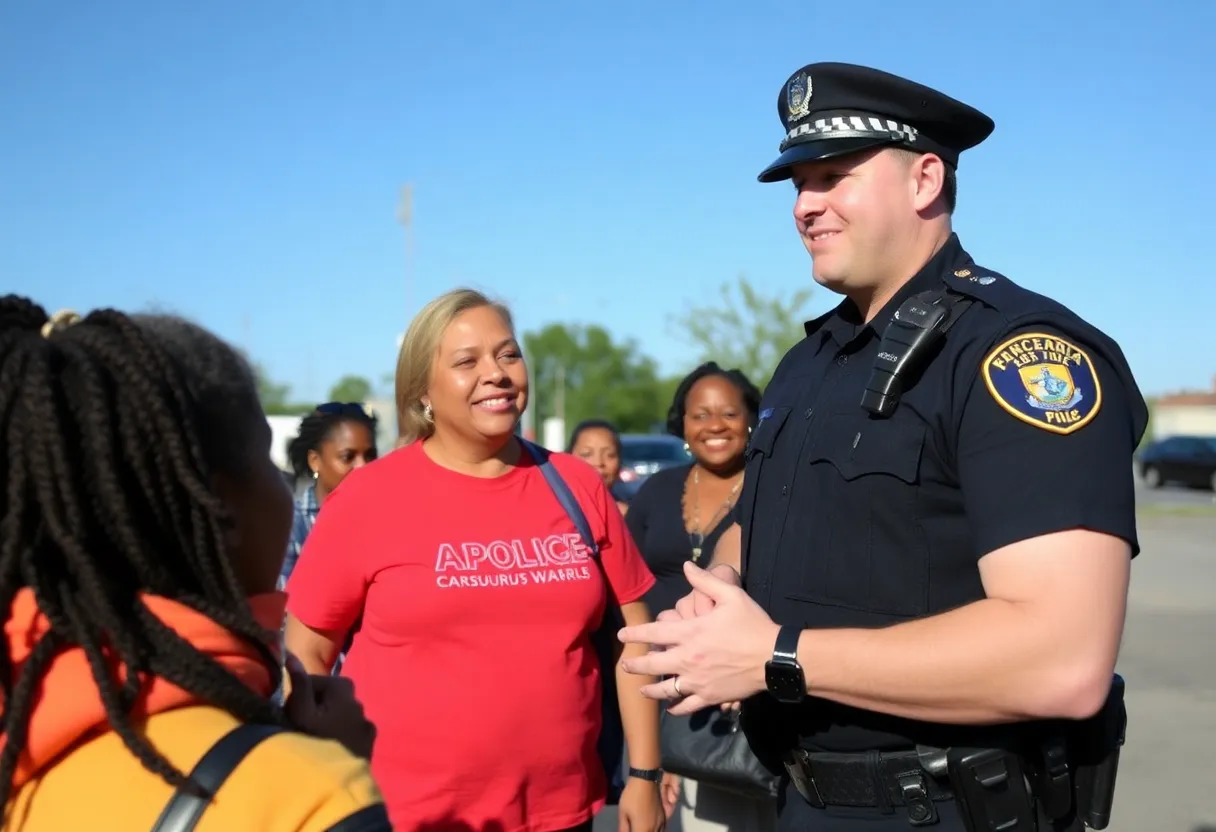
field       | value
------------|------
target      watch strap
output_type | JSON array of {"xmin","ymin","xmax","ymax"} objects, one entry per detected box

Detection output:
[
  {"xmin": 773, "ymin": 624, "xmax": 801, "ymax": 663},
  {"xmin": 628, "ymin": 766, "xmax": 662, "ymax": 782}
]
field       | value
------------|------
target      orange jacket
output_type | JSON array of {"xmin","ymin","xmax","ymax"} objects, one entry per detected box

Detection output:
[{"xmin": 2, "ymin": 590, "xmax": 384, "ymax": 831}]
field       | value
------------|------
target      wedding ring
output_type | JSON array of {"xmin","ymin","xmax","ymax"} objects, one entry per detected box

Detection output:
[{"xmin": 673, "ymin": 676, "xmax": 683, "ymax": 696}]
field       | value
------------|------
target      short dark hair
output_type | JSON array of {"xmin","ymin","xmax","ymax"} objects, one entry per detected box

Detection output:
[
  {"xmin": 566, "ymin": 418, "xmax": 622, "ymax": 454},
  {"xmin": 665, "ymin": 362, "xmax": 763, "ymax": 439},
  {"xmin": 0, "ymin": 296, "xmax": 285, "ymax": 806},
  {"xmin": 941, "ymin": 164, "xmax": 958, "ymax": 214},
  {"xmin": 286, "ymin": 404, "xmax": 379, "ymax": 480}
]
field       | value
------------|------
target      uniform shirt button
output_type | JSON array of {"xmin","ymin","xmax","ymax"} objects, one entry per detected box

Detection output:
[
  {"xmin": 836, "ymin": 353, "xmax": 849, "ymax": 365},
  {"xmin": 804, "ymin": 407, "xmax": 813, "ymax": 419},
  {"xmin": 781, "ymin": 485, "xmax": 789, "ymax": 496}
]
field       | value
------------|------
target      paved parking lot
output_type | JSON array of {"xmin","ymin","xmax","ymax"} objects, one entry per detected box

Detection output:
[
  {"xmin": 598, "ymin": 509, "xmax": 1216, "ymax": 832},
  {"xmin": 1108, "ymin": 514, "xmax": 1216, "ymax": 832},
  {"xmin": 1133, "ymin": 465, "xmax": 1215, "ymax": 512}
]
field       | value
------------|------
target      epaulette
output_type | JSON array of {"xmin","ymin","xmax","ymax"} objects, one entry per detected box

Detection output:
[
  {"xmin": 941, "ymin": 264, "xmax": 1013, "ymax": 302},
  {"xmin": 940, "ymin": 264, "xmax": 1073, "ymax": 322}
]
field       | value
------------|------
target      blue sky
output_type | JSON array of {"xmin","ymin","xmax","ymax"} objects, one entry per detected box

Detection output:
[{"xmin": 4, "ymin": 0, "xmax": 1212, "ymax": 403}]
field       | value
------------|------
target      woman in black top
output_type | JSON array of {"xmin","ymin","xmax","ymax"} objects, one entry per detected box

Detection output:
[{"xmin": 625, "ymin": 362, "xmax": 775, "ymax": 831}]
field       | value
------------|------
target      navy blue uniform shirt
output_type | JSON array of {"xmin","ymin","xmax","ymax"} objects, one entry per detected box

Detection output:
[{"xmin": 738, "ymin": 233, "xmax": 1148, "ymax": 763}]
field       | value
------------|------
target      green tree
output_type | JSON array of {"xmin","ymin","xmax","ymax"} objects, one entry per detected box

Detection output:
[
  {"xmin": 243, "ymin": 358, "xmax": 314, "ymax": 416},
  {"xmin": 328, "ymin": 374, "xmax": 374, "ymax": 404},
  {"xmin": 250, "ymin": 362, "xmax": 296, "ymax": 415},
  {"xmin": 523, "ymin": 324, "xmax": 667, "ymax": 435},
  {"xmin": 1141, "ymin": 396, "xmax": 1156, "ymax": 448},
  {"xmin": 669, "ymin": 275, "xmax": 814, "ymax": 390}
]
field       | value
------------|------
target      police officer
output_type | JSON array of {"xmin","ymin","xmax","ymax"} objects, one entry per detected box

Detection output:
[{"xmin": 619, "ymin": 62, "xmax": 1146, "ymax": 831}]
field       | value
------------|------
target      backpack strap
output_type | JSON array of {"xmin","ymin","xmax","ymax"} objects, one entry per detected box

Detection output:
[
  {"xmin": 149, "ymin": 723, "xmax": 288, "ymax": 832},
  {"xmin": 519, "ymin": 439, "xmax": 600, "ymax": 558},
  {"xmin": 518, "ymin": 438, "xmax": 627, "ymax": 803}
]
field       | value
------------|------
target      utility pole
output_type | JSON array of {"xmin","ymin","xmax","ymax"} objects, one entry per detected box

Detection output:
[
  {"xmin": 396, "ymin": 183, "xmax": 415, "ymax": 320},
  {"xmin": 555, "ymin": 362, "xmax": 566, "ymax": 424},
  {"xmin": 240, "ymin": 314, "xmax": 252, "ymax": 355}
]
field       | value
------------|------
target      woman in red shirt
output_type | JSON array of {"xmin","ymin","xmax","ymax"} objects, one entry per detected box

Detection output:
[{"xmin": 285, "ymin": 289, "xmax": 665, "ymax": 832}]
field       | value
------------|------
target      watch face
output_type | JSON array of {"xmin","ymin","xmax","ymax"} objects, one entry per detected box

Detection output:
[{"xmin": 765, "ymin": 661, "xmax": 805, "ymax": 703}]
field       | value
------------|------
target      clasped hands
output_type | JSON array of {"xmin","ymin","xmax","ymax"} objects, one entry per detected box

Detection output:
[{"xmin": 617, "ymin": 561, "xmax": 782, "ymax": 716}]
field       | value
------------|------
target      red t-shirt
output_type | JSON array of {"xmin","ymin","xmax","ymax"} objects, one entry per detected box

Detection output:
[{"xmin": 285, "ymin": 440, "xmax": 655, "ymax": 832}]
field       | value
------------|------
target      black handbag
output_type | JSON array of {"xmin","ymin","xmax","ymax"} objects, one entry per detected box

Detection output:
[{"xmin": 659, "ymin": 705, "xmax": 780, "ymax": 799}]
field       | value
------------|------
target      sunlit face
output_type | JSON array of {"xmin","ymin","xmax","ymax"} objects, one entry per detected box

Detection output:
[
  {"xmin": 572, "ymin": 426, "xmax": 621, "ymax": 488},
  {"xmin": 682, "ymin": 375, "xmax": 750, "ymax": 471},
  {"xmin": 308, "ymin": 420, "xmax": 377, "ymax": 499},
  {"xmin": 423, "ymin": 306, "xmax": 529, "ymax": 446},
  {"xmin": 791, "ymin": 147, "xmax": 935, "ymax": 295}
]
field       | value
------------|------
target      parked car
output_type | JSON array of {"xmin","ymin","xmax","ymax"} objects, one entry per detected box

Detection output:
[
  {"xmin": 613, "ymin": 434, "xmax": 692, "ymax": 501},
  {"xmin": 1136, "ymin": 435, "xmax": 1216, "ymax": 490}
]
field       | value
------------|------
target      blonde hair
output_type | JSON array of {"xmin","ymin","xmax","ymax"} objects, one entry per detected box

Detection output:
[{"xmin": 394, "ymin": 288, "xmax": 515, "ymax": 443}]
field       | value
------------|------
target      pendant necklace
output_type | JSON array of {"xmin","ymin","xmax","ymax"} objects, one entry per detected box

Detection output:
[{"xmin": 684, "ymin": 465, "xmax": 743, "ymax": 562}]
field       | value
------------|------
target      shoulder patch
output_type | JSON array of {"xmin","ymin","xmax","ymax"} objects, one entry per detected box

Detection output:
[{"xmin": 981, "ymin": 332, "xmax": 1101, "ymax": 434}]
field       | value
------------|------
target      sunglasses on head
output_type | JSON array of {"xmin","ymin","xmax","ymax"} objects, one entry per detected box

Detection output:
[{"xmin": 315, "ymin": 402, "xmax": 374, "ymax": 419}]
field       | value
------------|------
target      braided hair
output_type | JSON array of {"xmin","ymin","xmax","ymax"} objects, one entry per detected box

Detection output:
[
  {"xmin": 0, "ymin": 296, "xmax": 286, "ymax": 807},
  {"xmin": 286, "ymin": 406, "xmax": 379, "ymax": 482},
  {"xmin": 665, "ymin": 361, "xmax": 763, "ymax": 438}
]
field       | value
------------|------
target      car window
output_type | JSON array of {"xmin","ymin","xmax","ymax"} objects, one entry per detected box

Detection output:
[
  {"xmin": 1161, "ymin": 437, "xmax": 1216, "ymax": 455},
  {"xmin": 1157, "ymin": 438, "xmax": 1187, "ymax": 453}
]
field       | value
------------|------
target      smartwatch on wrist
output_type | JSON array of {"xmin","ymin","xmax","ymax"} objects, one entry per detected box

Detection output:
[{"xmin": 764, "ymin": 624, "xmax": 807, "ymax": 704}]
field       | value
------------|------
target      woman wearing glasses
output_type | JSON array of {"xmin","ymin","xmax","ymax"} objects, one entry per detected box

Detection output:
[{"xmin": 280, "ymin": 403, "xmax": 379, "ymax": 586}]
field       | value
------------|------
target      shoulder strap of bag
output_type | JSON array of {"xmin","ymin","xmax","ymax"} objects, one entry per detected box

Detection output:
[
  {"xmin": 521, "ymin": 439, "xmax": 627, "ymax": 801},
  {"xmin": 149, "ymin": 722, "xmax": 289, "ymax": 832},
  {"xmin": 520, "ymin": 439, "xmax": 600, "ymax": 558}
]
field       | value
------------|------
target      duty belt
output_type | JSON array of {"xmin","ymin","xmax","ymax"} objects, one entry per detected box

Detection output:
[{"xmin": 784, "ymin": 749, "xmax": 952, "ymax": 827}]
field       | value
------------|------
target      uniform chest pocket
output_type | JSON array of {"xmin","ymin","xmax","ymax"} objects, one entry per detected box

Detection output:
[
  {"xmin": 807, "ymin": 415, "xmax": 926, "ymax": 484},
  {"xmin": 747, "ymin": 407, "xmax": 791, "ymax": 460},
  {"xmin": 795, "ymin": 414, "xmax": 930, "ymax": 617},
  {"xmin": 739, "ymin": 407, "xmax": 791, "ymax": 575}
]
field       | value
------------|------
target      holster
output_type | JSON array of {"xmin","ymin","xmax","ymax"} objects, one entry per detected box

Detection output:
[
  {"xmin": 946, "ymin": 747, "xmax": 1038, "ymax": 832},
  {"xmin": 944, "ymin": 674, "xmax": 1128, "ymax": 832},
  {"xmin": 1068, "ymin": 674, "xmax": 1127, "ymax": 830}
]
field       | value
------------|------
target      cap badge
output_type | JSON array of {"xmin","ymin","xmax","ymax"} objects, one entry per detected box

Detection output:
[{"xmin": 787, "ymin": 71, "xmax": 812, "ymax": 121}]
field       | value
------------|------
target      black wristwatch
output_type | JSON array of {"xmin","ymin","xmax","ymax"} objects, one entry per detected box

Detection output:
[
  {"xmin": 628, "ymin": 766, "xmax": 662, "ymax": 783},
  {"xmin": 764, "ymin": 624, "xmax": 807, "ymax": 704}
]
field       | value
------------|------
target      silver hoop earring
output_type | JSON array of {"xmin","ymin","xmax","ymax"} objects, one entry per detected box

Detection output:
[{"xmin": 423, "ymin": 402, "xmax": 433, "ymax": 420}]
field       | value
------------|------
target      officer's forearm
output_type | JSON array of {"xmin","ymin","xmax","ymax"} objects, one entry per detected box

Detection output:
[{"xmin": 794, "ymin": 598, "xmax": 1108, "ymax": 724}]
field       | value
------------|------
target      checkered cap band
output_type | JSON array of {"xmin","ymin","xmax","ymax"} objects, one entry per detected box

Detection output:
[{"xmin": 781, "ymin": 113, "xmax": 920, "ymax": 152}]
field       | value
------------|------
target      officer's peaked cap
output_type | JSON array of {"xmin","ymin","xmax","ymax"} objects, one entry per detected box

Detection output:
[{"xmin": 758, "ymin": 62, "xmax": 995, "ymax": 184}]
